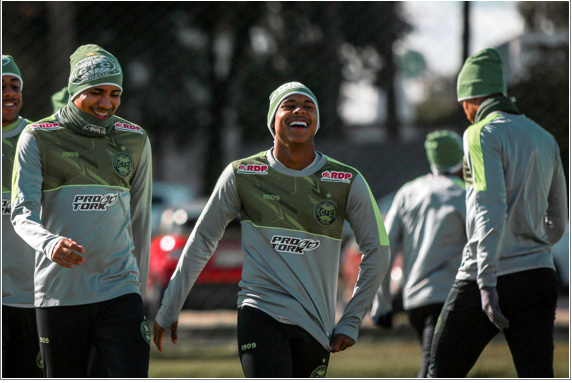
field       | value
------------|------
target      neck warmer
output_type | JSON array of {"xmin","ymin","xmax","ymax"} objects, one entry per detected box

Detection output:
[
  {"xmin": 475, "ymin": 96, "xmax": 520, "ymax": 124},
  {"xmin": 57, "ymin": 99, "xmax": 115, "ymax": 137}
]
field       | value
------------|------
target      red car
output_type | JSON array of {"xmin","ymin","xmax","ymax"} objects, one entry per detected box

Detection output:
[{"xmin": 144, "ymin": 199, "xmax": 243, "ymax": 317}]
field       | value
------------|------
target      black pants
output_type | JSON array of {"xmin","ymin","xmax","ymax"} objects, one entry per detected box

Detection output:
[
  {"xmin": 36, "ymin": 293, "xmax": 150, "ymax": 378},
  {"xmin": 429, "ymin": 268, "xmax": 558, "ymax": 378},
  {"xmin": 407, "ymin": 303, "xmax": 444, "ymax": 378},
  {"xmin": 237, "ymin": 306, "xmax": 330, "ymax": 378},
  {"xmin": 2, "ymin": 305, "xmax": 44, "ymax": 378}
]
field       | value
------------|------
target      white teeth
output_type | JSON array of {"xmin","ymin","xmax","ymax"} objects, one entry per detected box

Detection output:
[
  {"xmin": 290, "ymin": 121, "xmax": 307, "ymax": 127},
  {"xmin": 3, "ymin": 102, "xmax": 15, "ymax": 107}
]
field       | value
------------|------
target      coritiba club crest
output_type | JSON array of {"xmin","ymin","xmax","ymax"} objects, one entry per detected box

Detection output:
[
  {"xmin": 113, "ymin": 152, "xmax": 133, "ymax": 177},
  {"xmin": 69, "ymin": 55, "xmax": 121, "ymax": 85}
]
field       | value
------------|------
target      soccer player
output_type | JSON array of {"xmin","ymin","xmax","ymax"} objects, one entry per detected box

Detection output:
[
  {"xmin": 11, "ymin": 44, "xmax": 153, "ymax": 378},
  {"xmin": 428, "ymin": 47, "xmax": 568, "ymax": 378},
  {"xmin": 371, "ymin": 130, "xmax": 466, "ymax": 377},
  {"xmin": 153, "ymin": 82, "xmax": 390, "ymax": 378},
  {"xmin": 2, "ymin": 54, "xmax": 44, "ymax": 378}
]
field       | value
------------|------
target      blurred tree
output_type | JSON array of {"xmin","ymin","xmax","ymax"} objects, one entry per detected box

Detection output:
[
  {"xmin": 518, "ymin": 2, "xmax": 568, "ymax": 32},
  {"xmin": 340, "ymin": 2, "xmax": 411, "ymax": 140}
]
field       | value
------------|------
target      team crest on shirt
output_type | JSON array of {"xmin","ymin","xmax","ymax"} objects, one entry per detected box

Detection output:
[
  {"xmin": 321, "ymin": 170, "xmax": 352, "ymax": 183},
  {"xmin": 314, "ymin": 200, "xmax": 337, "ymax": 226},
  {"xmin": 113, "ymin": 152, "xmax": 133, "ymax": 177},
  {"xmin": 237, "ymin": 164, "xmax": 269, "ymax": 175}
]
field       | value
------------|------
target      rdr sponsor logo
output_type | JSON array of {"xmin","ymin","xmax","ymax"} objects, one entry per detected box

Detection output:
[
  {"xmin": 115, "ymin": 122, "xmax": 143, "ymax": 134},
  {"xmin": 270, "ymin": 235, "xmax": 320, "ymax": 254},
  {"xmin": 72, "ymin": 193, "xmax": 118, "ymax": 211},
  {"xmin": 321, "ymin": 170, "xmax": 352, "ymax": 183},
  {"xmin": 237, "ymin": 164, "xmax": 269, "ymax": 175},
  {"xmin": 30, "ymin": 122, "xmax": 61, "ymax": 131}
]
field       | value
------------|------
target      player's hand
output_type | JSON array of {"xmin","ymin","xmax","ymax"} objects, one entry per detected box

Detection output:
[
  {"xmin": 329, "ymin": 333, "xmax": 355, "ymax": 353},
  {"xmin": 153, "ymin": 320, "xmax": 178, "ymax": 352},
  {"xmin": 480, "ymin": 286, "xmax": 509, "ymax": 330},
  {"xmin": 51, "ymin": 238, "xmax": 85, "ymax": 268}
]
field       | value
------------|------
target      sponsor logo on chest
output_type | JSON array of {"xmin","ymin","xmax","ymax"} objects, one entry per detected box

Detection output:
[
  {"xmin": 270, "ymin": 235, "xmax": 320, "ymax": 254},
  {"xmin": 72, "ymin": 193, "xmax": 118, "ymax": 211},
  {"xmin": 321, "ymin": 170, "xmax": 352, "ymax": 183},
  {"xmin": 2, "ymin": 199, "xmax": 11, "ymax": 215},
  {"xmin": 237, "ymin": 164, "xmax": 269, "ymax": 175}
]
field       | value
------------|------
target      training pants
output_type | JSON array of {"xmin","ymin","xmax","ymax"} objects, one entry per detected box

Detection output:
[
  {"xmin": 237, "ymin": 305, "xmax": 330, "ymax": 378},
  {"xmin": 36, "ymin": 293, "xmax": 150, "ymax": 378},
  {"xmin": 429, "ymin": 268, "xmax": 558, "ymax": 378}
]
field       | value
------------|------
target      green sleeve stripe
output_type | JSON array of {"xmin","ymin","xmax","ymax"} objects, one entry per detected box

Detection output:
[
  {"xmin": 467, "ymin": 113, "xmax": 501, "ymax": 192},
  {"xmin": 43, "ymin": 184, "xmax": 131, "ymax": 193},
  {"xmin": 241, "ymin": 219, "xmax": 343, "ymax": 241},
  {"xmin": 327, "ymin": 157, "xmax": 389, "ymax": 246}
]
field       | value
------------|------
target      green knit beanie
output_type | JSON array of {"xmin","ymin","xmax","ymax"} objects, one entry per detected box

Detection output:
[
  {"xmin": 425, "ymin": 130, "xmax": 464, "ymax": 174},
  {"xmin": 457, "ymin": 47, "xmax": 507, "ymax": 101},
  {"xmin": 2, "ymin": 55, "xmax": 23, "ymax": 90},
  {"xmin": 68, "ymin": 44, "xmax": 123, "ymax": 100},
  {"xmin": 267, "ymin": 81, "xmax": 320, "ymax": 137}
]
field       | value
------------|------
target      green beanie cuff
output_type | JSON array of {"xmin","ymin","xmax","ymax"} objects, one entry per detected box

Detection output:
[
  {"xmin": 2, "ymin": 55, "xmax": 23, "ymax": 90},
  {"xmin": 68, "ymin": 44, "xmax": 123, "ymax": 100},
  {"xmin": 267, "ymin": 81, "xmax": 320, "ymax": 137},
  {"xmin": 457, "ymin": 47, "xmax": 507, "ymax": 101},
  {"xmin": 425, "ymin": 130, "xmax": 464, "ymax": 174}
]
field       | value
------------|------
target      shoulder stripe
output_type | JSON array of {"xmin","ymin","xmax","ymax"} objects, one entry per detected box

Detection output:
[{"xmin": 466, "ymin": 113, "xmax": 500, "ymax": 192}]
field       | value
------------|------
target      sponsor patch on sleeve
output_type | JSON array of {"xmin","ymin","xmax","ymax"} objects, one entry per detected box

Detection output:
[
  {"xmin": 30, "ymin": 122, "xmax": 61, "ymax": 131},
  {"xmin": 237, "ymin": 163, "xmax": 269, "ymax": 175},
  {"xmin": 114, "ymin": 122, "xmax": 143, "ymax": 134},
  {"xmin": 321, "ymin": 170, "xmax": 352, "ymax": 183}
]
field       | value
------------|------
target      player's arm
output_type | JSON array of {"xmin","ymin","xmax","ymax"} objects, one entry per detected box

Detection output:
[
  {"xmin": 153, "ymin": 164, "xmax": 241, "ymax": 349},
  {"xmin": 333, "ymin": 173, "xmax": 391, "ymax": 348},
  {"xmin": 11, "ymin": 128, "xmax": 77, "ymax": 263},
  {"xmin": 129, "ymin": 136, "xmax": 153, "ymax": 295},
  {"xmin": 545, "ymin": 144, "xmax": 567, "ymax": 244}
]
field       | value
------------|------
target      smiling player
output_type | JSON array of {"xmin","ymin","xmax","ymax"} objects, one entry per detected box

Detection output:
[
  {"xmin": 11, "ymin": 44, "xmax": 153, "ymax": 378},
  {"xmin": 153, "ymin": 81, "xmax": 390, "ymax": 378}
]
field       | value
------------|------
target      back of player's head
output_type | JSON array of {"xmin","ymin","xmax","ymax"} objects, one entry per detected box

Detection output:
[
  {"xmin": 457, "ymin": 47, "xmax": 507, "ymax": 102},
  {"xmin": 425, "ymin": 130, "xmax": 463, "ymax": 175}
]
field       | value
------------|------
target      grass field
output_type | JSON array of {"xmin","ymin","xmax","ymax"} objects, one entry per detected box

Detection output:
[{"xmin": 149, "ymin": 334, "xmax": 570, "ymax": 378}]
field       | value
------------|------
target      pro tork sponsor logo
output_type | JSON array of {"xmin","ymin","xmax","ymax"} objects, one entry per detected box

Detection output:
[
  {"xmin": 270, "ymin": 235, "xmax": 320, "ymax": 254},
  {"xmin": 72, "ymin": 193, "xmax": 118, "ymax": 211}
]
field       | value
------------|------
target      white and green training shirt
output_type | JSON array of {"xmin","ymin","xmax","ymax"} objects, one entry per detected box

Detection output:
[
  {"xmin": 156, "ymin": 149, "xmax": 390, "ymax": 350},
  {"xmin": 3, "ymin": 116, "xmax": 35, "ymax": 307},
  {"xmin": 11, "ymin": 114, "xmax": 153, "ymax": 307},
  {"xmin": 458, "ymin": 111, "xmax": 568, "ymax": 288}
]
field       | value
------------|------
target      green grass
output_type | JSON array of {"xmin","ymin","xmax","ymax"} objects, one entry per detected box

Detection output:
[{"xmin": 149, "ymin": 336, "xmax": 570, "ymax": 378}]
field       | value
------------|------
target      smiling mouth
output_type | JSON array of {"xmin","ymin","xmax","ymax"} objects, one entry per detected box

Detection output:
[
  {"xmin": 289, "ymin": 121, "xmax": 308, "ymax": 128},
  {"xmin": 91, "ymin": 109, "xmax": 111, "ymax": 119},
  {"xmin": 2, "ymin": 100, "xmax": 18, "ymax": 108}
]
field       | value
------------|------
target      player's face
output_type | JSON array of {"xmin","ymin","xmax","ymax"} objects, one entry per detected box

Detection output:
[
  {"xmin": 73, "ymin": 85, "xmax": 121, "ymax": 119},
  {"xmin": 460, "ymin": 98, "xmax": 480, "ymax": 124},
  {"xmin": 2, "ymin": 75, "xmax": 23, "ymax": 127},
  {"xmin": 272, "ymin": 94, "xmax": 318, "ymax": 145}
]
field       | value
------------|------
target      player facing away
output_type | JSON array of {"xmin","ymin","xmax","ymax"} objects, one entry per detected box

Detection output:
[
  {"xmin": 2, "ymin": 54, "xmax": 44, "ymax": 378},
  {"xmin": 11, "ymin": 44, "xmax": 153, "ymax": 378},
  {"xmin": 153, "ymin": 81, "xmax": 391, "ymax": 378},
  {"xmin": 428, "ymin": 47, "xmax": 568, "ymax": 378}
]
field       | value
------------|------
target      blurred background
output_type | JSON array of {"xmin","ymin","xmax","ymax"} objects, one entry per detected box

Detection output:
[{"xmin": 3, "ymin": 1, "xmax": 568, "ymax": 198}]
